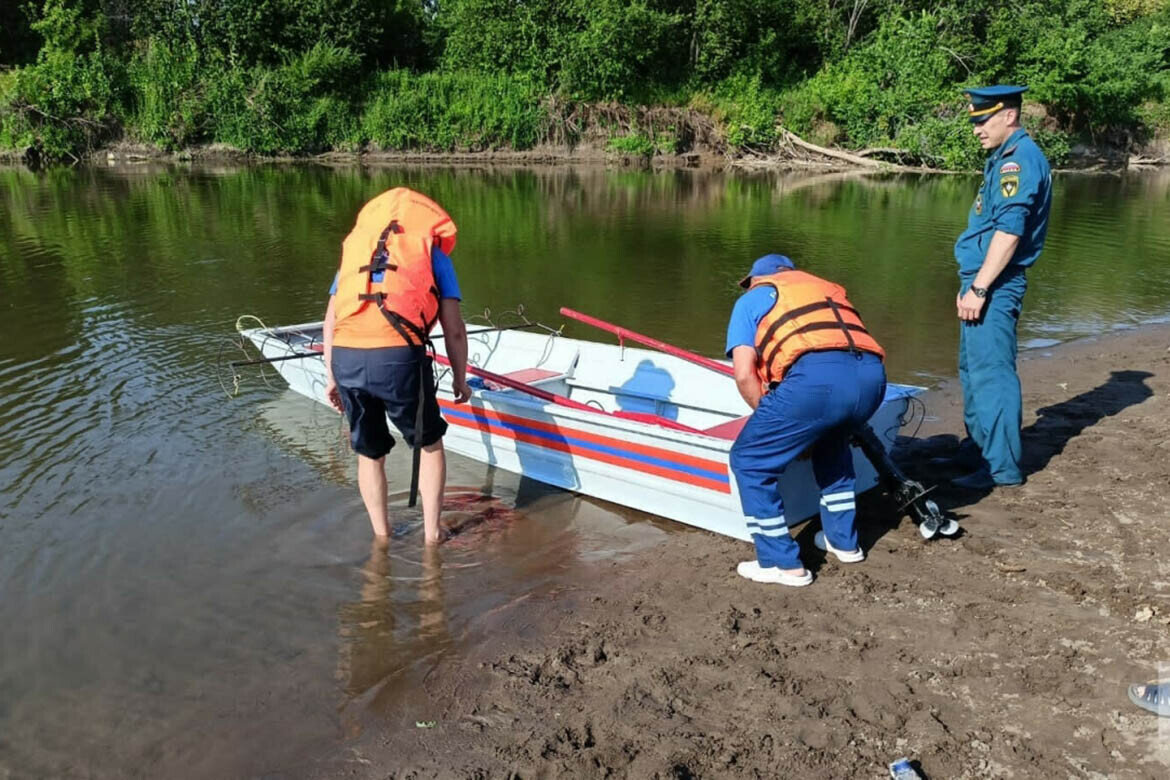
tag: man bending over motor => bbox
[727,254,887,587]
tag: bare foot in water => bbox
[425,527,451,545]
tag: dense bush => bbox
[690,0,830,84]
[359,70,544,151]
[1,0,1167,166]
[203,44,362,155]
[0,0,125,158]
[983,0,1170,129]
[0,2,41,66]
[779,12,961,148]
[126,0,432,70]
[440,0,689,100]
[772,1,1169,163]
[695,74,785,150]
[126,37,206,149]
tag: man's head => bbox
[966,85,1027,150]
[738,254,795,288]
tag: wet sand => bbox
[306,324,1170,779]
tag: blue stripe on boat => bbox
[442,406,729,484]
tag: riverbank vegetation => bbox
[1,1,1168,168]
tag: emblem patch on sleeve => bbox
[1000,174,1020,198]
[974,192,983,215]
[999,161,1021,175]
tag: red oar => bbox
[432,353,599,413]
[560,307,735,377]
[430,352,704,434]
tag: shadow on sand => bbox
[897,369,1155,514]
[786,369,1156,566]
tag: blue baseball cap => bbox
[965,85,1028,124]
[738,254,795,288]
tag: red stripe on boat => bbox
[439,401,731,494]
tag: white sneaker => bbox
[736,560,813,587]
[814,531,865,563]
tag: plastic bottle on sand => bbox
[889,758,921,780]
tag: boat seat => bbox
[477,367,568,392]
[702,415,749,441]
[500,367,562,384]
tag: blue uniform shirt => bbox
[725,286,778,357]
[954,128,1052,277]
[329,246,462,299]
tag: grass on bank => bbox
[1,34,1167,168]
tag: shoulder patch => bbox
[999,161,1021,175]
[1000,175,1020,198]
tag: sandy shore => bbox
[310,324,1170,779]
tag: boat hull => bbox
[243,323,919,542]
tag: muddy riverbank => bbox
[3,131,1166,173]
[308,324,1170,779]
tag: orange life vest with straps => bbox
[333,188,457,349]
[750,270,884,385]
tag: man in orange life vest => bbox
[322,188,472,544]
[727,254,887,587]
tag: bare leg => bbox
[418,439,447,544]
[356,454,389,537]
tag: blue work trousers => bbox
[729,351,887,570]
[958,271,1026,484]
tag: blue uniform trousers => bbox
[729,351,887,570]
[958,271,1026,484]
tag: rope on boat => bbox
[219,306,563,400]
[461,306,563,385]
[234,313,270,334]
[889,394,928,441]
[217,313,289,398]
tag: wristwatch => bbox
[970,285,988,298]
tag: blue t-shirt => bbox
[725,285,777,357]
[954,128,1052,277]
[329,246,461,299]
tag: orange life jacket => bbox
[333,188,457,348]
[750,270,884,385]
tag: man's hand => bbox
[957,289,986,322]
[437,298,471,406]
[325,378,344,413]
[452,377,472,404]
[731,345,763,409]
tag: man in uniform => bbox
[727,254,887,587]
[323,188,471,544]
[947,85,1052,490]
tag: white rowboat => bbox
[242,321,923,542]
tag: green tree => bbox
[0,0,123,158]
[440,0,687,99]
[0,2,41,66]
[127,0,432,68]
[689,0,829,84]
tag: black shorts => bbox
[331,346,448,459]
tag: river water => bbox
[1,164,1167,777]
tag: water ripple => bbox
[1,164,1168,779]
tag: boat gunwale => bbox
[241,322,925,450]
